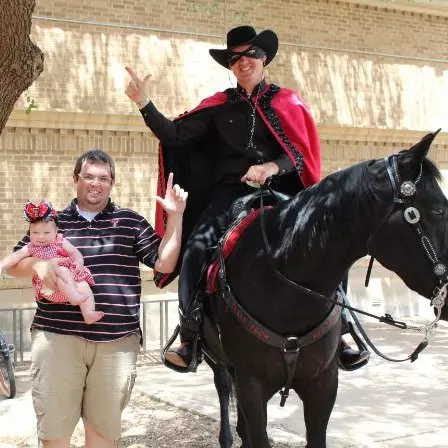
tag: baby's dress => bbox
[28,234,94,303]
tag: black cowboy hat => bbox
[209,26,278,69]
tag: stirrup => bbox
[347,321,369,353]
[338,357,369,372]
[338,321,370,371]
[161,325,201,373]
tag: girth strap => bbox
[217,248,343,406]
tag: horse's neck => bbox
[275,170,385,290]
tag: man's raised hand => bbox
[155,172,188,215]
[125,66,152,107]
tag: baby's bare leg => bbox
[77,281,104,324]
[56,267,88,305]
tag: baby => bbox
[0,201,104,324]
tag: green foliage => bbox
[186,0,221,15]
[25,95,38,115]
[186,0,264,21]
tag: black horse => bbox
[199,130,448,448]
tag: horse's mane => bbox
[277,157,441,258]
[278,162,368,256]
[423,157,442,181]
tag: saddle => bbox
[207,189,288,293]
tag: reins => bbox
[260,187,408,328]
[259,157,447,363]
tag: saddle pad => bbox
[207,207,271,294]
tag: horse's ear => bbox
[404,129,441,162]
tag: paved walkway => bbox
[1,321,448,447]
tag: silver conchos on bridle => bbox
[388,155,447,337]
[434,263,447,277]
[404,207,420,224]
[400,180,417,197]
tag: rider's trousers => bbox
[178,184,253,339]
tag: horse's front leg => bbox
[209,360,234,447]
[234,371,270,448]
[236,404,252,448]
[211,361,252,448]
[298,363,338,448]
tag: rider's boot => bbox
[337,283,371,371]
[338,337,370,371]
[338,310,370,371]
[163,303,202,372]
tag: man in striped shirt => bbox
[6,149,188,448]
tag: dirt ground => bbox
[0,362,294,448]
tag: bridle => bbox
[257,154,447,363]
[366,155,448,332]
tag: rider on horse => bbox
[125,25,370,372]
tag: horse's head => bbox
[367,130,448,320]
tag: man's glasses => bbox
[77,173,112,185]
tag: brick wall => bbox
[1,0,447,261]
[20,0,447,127]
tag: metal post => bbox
[165,301,169,342]
[19,309,24,362]
[159,302,163,352]
[12,309,18,364]
[142,301,147,351]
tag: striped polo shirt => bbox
[14,199,161,342]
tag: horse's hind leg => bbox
[234,372,270,448]
[298,365,338,448]
[209,359,234,447]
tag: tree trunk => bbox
[0,0,44,134]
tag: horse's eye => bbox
[432,208,445,216]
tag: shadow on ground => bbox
[1,322,448,447]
